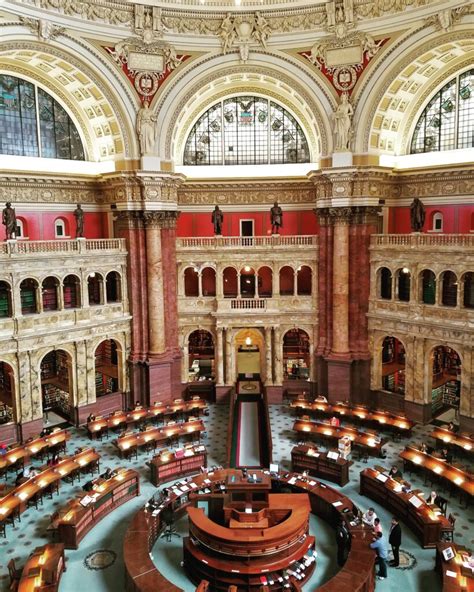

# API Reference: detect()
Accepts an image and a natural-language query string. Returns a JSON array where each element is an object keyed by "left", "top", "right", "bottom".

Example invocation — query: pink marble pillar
[{"left": 332, "top": 212, "right": 351, "bottom": 356}]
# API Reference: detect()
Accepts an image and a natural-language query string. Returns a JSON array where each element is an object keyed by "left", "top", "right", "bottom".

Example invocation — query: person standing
[
  {"left": 370, "top": 531, "right": 389, "bottom": 580},
  {"left": 336, "top": 519, "right": 350, "bottom": 566},
  {"left": 388, "top": 516, "right": 402, "bottom": 567}
]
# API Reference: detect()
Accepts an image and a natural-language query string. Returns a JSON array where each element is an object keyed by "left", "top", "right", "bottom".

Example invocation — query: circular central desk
[{"left": 123, "top": 469, "right": 375, "bottom": 592}]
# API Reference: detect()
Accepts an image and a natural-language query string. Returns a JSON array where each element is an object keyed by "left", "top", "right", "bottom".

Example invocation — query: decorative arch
[
  {"left": 188, "top": 329, "right": 215, "bottom": 382},
  {"left": 428, "top": 344, "right": 462, "bottom": 418},
  {"left": 39, "top": 347, "right": 75, "bottom": 421},
  {"left": 0, "top": 359, "right": 16, "bottom": 424},
  {"left": 282, "top": 328, "right": 310, "bottom": 381},
  {"left": 93, "top": 337, "right": 124, "bottom": 396},
  {"left": 356, "top": 29, "right": 474, "bottom": 154},
  {"left": 0, "top": 280, "right": 13, "bottom": 318},
  {"left": 381, "top": 336, "right": 406, "bottom": 395}
]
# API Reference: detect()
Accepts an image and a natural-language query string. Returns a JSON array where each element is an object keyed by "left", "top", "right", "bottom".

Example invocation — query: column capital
[
  {"left": 315, "top": 205, "right": 381, "bottom": 226},
  {"left": 115, "top": 210, "right": 144, "bottom": 230},
  {"left": 143, "top": 210, "right": 180, "bottom": 229}
]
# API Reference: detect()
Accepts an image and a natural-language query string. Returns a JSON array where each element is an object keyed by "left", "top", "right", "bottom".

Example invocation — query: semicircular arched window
[
  {"left": 410, "top": 69, "right": 474, "bottom": 154},
  {"left": 183, "top": 96, "right": 310, "bottom": 165},
  {"left": 0, "top": 74, "right": 85, "bottom": 160}
]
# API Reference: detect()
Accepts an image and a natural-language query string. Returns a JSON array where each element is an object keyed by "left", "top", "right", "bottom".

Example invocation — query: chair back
[
  {"left": 448, "top": 513, "right": 456, "bottom": 528},
  {"left": 8, "top": 559, "right": 19, "bottom": 582}
]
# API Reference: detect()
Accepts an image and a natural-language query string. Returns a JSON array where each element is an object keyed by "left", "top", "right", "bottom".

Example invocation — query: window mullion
[{"left": 34, "top": 85, "right": 42, "bottom": 157}]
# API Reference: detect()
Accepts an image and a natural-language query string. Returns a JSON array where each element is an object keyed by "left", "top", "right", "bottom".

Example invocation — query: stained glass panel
[{"left": 184, "top": 95, "right": 310, "bottom": 165}]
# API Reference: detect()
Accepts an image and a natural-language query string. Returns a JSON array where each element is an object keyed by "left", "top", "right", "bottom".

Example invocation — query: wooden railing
[
  {"left": 0, "top": 238, "right": 126, "bottom": 257},
  {"left": 371, "top": 234, "right": 474, "bottom": 248},
  {"left": 177, "top": 235, "right": 317, "bottom": 249}
]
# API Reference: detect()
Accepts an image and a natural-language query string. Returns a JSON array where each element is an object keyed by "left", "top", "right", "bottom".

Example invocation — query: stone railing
[
  {"left": 371, "top": 234, "right": 474, "bottom": 249},
  {"left": 177, "top": 235, "right": 317, "bottom": 250},
  {"left": 0, "top": 238, "right": 126, "bottom": 258},
  {"left": 231, "top": 299, "right": 266, "bottom": 310}
]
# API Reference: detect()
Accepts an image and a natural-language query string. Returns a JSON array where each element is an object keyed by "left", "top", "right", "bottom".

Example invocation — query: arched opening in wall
[
  {"left": 106, "top": 271, "right": 122, "bottom": 303},
  {"left": 15, "top": 218, "right": 27, "bottom": 239},
  {"left": 40, "top": 349, "right": 73, "bottom": 425},
  {"left": 184, "top": 267, "right": 199, "bottom": 297},
  {"left": 94, "top": 339, "right": 119, "bottom": 398},
  {"left": 0, "top": 281, "right": 12, "bottom": 318},
  {"left": 441, "top": 271, "right": 458, "bottom": 306},
  {"left": 234, "top": 328, "right": 264, "bottom": 381},
  {"left": 88, "top": 273, "right": 103, "bottom": 305},
  {"left": 430, "top": 345, "right": 461, "bottom": 419},
  {"left": 54, "top": 218, "right": 69, "bottom": 239},
  {"left": 42, "top": 276, "right": 60, "bottom": 311},
  {"left": 201, "top": 267, "right": 216, "bottom": 297},
  {"left": 223, "top": 267, "right": 238, "bottom": 298},
  {"left": 63, "top": 274, "right": 81, "bottom": 309},
  {"left": 20, "top": 278, "right": 39, "bottom": 315},
  {"left": 0, "top": 362, "right": 15, "bottom": 425},
  {"left": 381, "top": 336, "right": 405, "bottom": 395},
  {"left": 188, "top": 330, "right": 214, "bottom": 382},
  {"left": 258, "top": 266, "right": 273, "bottom": 297},
  {"left": 396, "top": 268, "right": 411, "bottom": 302},
  {"left": 462, "top": 272, "right": 474, "bottom": 309},
  {"left": 296, "top": 266, "right": 312, "bottom": 296},
  {"left": 240, "top": 266, "right": 256, "bottom": 298},
  {"left": 431, "top": 212, "right": 443, "bottom": 232},
  {"left": 279, "top": 266, "right": 294, "bottom": 296},
  {"left": 379, "top": 267, "right": 392, "bottom": 300},
  {"left": 283, "top": 329, "right": 310, "bottom": 381},
  {"left": 420, "top": 270, "right": 436, "bottom": 305}
]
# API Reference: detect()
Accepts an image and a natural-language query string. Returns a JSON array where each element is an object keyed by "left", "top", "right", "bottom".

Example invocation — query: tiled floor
[{"left": 1, "top": 403, "right": 472, "bottom": 592}]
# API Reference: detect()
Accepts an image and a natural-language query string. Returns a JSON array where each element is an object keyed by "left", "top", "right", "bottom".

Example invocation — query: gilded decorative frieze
[{"left": 0, "top": 175, "right": 101, "bottom": 204}]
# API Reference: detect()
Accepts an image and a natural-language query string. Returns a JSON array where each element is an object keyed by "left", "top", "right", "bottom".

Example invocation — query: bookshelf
[
  {"left": 42, "top": 286, "right": 58, "bottom": 311},
  {"left": 149, "top": 447, "right": 207, "bottom": 486},
  {"left": 0, "top": 285, "right": 10, "bottom": 317},
  {"left": 291, "top": 445, "right": 350, "bottom": 486},
  {"left": 20, "top": 286, "right": 36, "bottom": 314},
  {"left": 431, "top": 385, "right": 444, "bottom": 414}
]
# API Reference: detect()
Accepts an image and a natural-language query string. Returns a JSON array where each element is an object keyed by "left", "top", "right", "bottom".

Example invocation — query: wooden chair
[
  {"left": 8, "top": 559, "right": 22, "bottom": 588},
  {"left": 436, "top": 496, "right": 448, "bottom": 516},
  {"left": 442, "top": 513, "right": 455, "bottom": 542}
]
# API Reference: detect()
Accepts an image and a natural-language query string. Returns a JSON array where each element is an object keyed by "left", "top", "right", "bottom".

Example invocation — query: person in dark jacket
[
  {"left": 388, "top": 516, "right": 402, "bottom": 567},
  {"left": 336, "top": 519, "right": 350, "bottom": 566}
]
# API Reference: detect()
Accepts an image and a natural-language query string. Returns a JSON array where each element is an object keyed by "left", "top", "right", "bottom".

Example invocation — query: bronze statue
[
  {"left": 74, "top": 204, "right": 84, "bottom": 238},
  {"left": 2, "top": 202, "right": 16, "bottom": 240},
  {"left": 410, "top": 198, "right": 425, "bottom": 232},
  {"left": 270, "top": 202, "right": 283, "bottom": 234},
  {"left": 212, "top": 205, "right": 224, "bottom": 235}
]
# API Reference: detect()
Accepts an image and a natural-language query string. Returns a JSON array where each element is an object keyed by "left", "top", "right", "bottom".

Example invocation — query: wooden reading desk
[
  {"left": 430, "top": 428, "right": 474, "bottom": 456},
  {"left": 294, "top": 419, "right": 386, "bottom": 457},
  {"left": 291, "top": 445, "right": 350, "bottom": 486},
  {"left": 291, "top": 400, "right": 414, "bottom": 435},
  {"left": 399, "top": 446, "right": 473, "bottom": 499},
  {"left": 18, "top": 543, "right": 66, "bottom": 592},
  {"left": 0, "top": 429, "right": 71, "bottom": 471},
  {"left": 360, "top": 466, "right": 453, "bottom": 548},
  {"left": 149, "top": 445, "right": 207, "bottom": 486},
  {"left": 115, "top": 419, "right": 205, "bottom": 458},
  {"left": 435, "top": 542, "right": 474, "bottom": 592},
  {"left": 53, "top": 468, "right": 139, "bottom": 548}
]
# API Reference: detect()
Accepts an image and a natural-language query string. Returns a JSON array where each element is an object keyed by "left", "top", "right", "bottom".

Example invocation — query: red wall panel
[
  {"left": 389, "top": 205, "right": 474, "bottom": 234},
  {"left": 14, "top": 211, "right": 107, "bottom": 240}
]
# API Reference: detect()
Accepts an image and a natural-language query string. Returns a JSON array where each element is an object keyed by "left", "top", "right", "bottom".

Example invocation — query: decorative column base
[
  {"left": 216, "top": 385, "right": 233, "bottom": 404},
  {"left": 326, "top": 356, "right": 353, "bottom": 402},
  {"left": 404, "top": 400, "right": 434, "bottom": 425}
]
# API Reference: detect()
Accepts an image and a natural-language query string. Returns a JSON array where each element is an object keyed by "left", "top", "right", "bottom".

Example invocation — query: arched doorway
[
  {"left": 0, "top": 361, "right": 15, "bottom": 425},
  {"left": 0, "top": 281, "right": 13, "bottom": 318},
  {"left": 188, "top": 330, "right": 215, "bottom": 381},
  {"left": 240, "top": 266, "right": 256, "bottom": 298},
  {"left": 283, "top": 329, "right": 310, "bottom": 380},
  {"left": 381, "top": 336, "right": 405, "bottom": 394},
  {"left": 184, "top": 267, "right": 199, "bottom": 297},
  {"left": 94, "top": 339, "right": 120, "bottom": 397},
  {"left": 430, "top": 345, "right": 461, "bottom": 418},
  {"left": 234, "top": 329, "right": 264, "bottom": 381},
  {"left": 40, "top": 350, "right": 73, "bottom": 425}
]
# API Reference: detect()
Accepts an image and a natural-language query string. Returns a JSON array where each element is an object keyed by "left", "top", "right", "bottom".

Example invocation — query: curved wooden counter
[{"left": 123, "top": 469, "right": 375, "bottom": 592}]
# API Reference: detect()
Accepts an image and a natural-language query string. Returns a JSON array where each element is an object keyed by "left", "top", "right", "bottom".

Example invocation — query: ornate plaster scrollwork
[
  {"left": 143, "top": 210, "right": 179, "bottom": 229},
  {"left": 424, "top": 6, "right": 468, "bottom": 32},
  {"left": 219, "top": 12, "right": 272, "bottom": 63},
  {"left": 19, "top": 17, "right": 65, "bottom": 41}
]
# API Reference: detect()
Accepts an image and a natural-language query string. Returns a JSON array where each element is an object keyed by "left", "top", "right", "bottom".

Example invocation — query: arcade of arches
[{"left": 0, "top": 1, "right": 472, "bottom": 440}]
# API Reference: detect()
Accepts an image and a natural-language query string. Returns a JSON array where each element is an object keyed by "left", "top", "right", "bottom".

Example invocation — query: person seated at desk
[
  {"left": 447, "top": 421, "right": 458, "bottom": 433},
  {"left": 0, "top": 443, "right": 7, "bottom": 456},
  {"left": 40, "top": 427, "right": 52, "bottom": 438},
  {"left": 23, "top": 465, "right": 39, "bottom": 479},
  {"left": 427, "top": 490, "right": 441, "bottom": 506},
  {"left": 362, "top": 507, "right": 378, "bottom": 527},
  {"left": 440, "top": 448, "right": 453, "bottom": 463},
  {"left": 134, "top": 401, "right": 142, "bottom": 410},
  {"left": 48, "top": 452, "right": 60, "bottom": 466},
  {"left": 388, "top": 465, "right": 403, "bottom": 480},
  {"left": 315, "top": 395, "right": 328, "bottom": 403},
  {"left": 373, "top": 517, "right": 383, "bottom": 534},
  {"left": 100, "top": 467, "right": 115, "bottom": 480},
  {"left": 330, "top": 416, "right": 340, "bottom": 427},
  {"left": 87, "top": 413, "right": 96, "bottom": 423}
]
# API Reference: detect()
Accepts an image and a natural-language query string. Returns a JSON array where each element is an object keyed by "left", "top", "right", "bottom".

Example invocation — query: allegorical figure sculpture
[
  {"left": 270, "top": 202, "right": 283, "bottom": 234},
  {"left": 253, "top": 12, "right": 272, "bottom": 49},
  {"left": 410, "top": 198, "right": 425, "bottom": 232},
  {"left": 212, "top": 205, "right": 224, "bottom": 235},
  {"left": 2, "top": 202, "right": 16, "bottom": 240},
  {"left": 136, "top": 100, "right": 158, "bottom": 155},
  {"left": 74, "top": 204, "right": 84, "bottom": 238},
  {"left": 220, "top": 13, "right": 236, "bottom": 55},
  {"left": 333, "top": 92, "right": 353, "bottom": 151}
]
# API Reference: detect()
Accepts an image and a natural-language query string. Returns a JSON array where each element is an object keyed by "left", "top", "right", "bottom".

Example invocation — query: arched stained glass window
[
  {"left": 183, "top": 96, "right": 310, "bottom": 165},
  {"left": 0, "top": 74, "right": 85, "bottom": 160},
  {"left": 411, "top": 69, "right": 474, "bottom": 153}
]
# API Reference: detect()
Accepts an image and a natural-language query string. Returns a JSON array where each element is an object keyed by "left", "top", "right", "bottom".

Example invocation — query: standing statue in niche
[
  {"left": 270, "top": 202, "right": 283, "bottom": 234},
  {"left": 136, "top": 100, "right": 158, "bottom": 155},
  {"left": 2, "top": 202, "right": 16, "bottom": 240},
  {"left": 212, "top": 205, "right": 224, "bottom": 235},
  {"left": 74, "top": 204, "right": 84, "bottom": 238},
  {"left": 410, "top": 198, "right": 426, "bottom": 232},
  {"left": 333, "top": 92, "right": 353, "bottom": 151}
]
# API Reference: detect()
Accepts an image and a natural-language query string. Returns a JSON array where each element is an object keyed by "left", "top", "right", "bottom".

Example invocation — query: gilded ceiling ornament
[
  {"left": 424, "top": 6, "right": 468, "bottom": 32},
  {"left": 219, "top": 12, "right": 272, "bottom": 63}
]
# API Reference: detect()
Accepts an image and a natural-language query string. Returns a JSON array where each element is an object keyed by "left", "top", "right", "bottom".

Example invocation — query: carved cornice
[
  {"left": 138, "top": 173, "right": 185, "bottom": 204},
  {"left": 0, "top": 174, "right": 102, "bottom": 204},
  {"left": 316, "top": 205, "right": 381, "bottom": 225},
  {"left": 143, "top": 210, "right": 180, "bottom": 229}
]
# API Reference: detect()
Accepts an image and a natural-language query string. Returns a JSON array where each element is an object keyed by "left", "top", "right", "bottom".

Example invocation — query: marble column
[
  {"left": 181, "top": 343, "right": 189, "bottom": 383},
  {"left": 265, "top": 326, "right": 273, "bottom": 385},
  {"left": 273, "top": 327, "right": 283, "bottom": 385},
  {"left": 225, "top": 328, "right": 233, "bottom": 385},
  {"left": 332, "top": 209, "right": 351, "bottom": 355},
  {"left": 143, "top": 213, "right": 167, "bottom": 355},
  {"left": 216, "top": 327, "right": 224, "bottom": 385}
]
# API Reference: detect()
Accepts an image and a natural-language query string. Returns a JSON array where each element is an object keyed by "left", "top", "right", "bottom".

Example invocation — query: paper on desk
[
  {"left": 288, "top": 477, "right": 297, "bottom": 485},
  {"left": 180, "top": 485, "right": 189, "bottom": 492},
  {"left": 189, "top": 482, "right": 198, "bottom": 489},
  {"left": 445, "top": 570, "right": 457, "bottom": 578},
  {"left": 332, "top": 501, "right": 343, "bottom": 507},
  {"left": 308, "top": 480, "right": 316, "bottom": 486}
]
